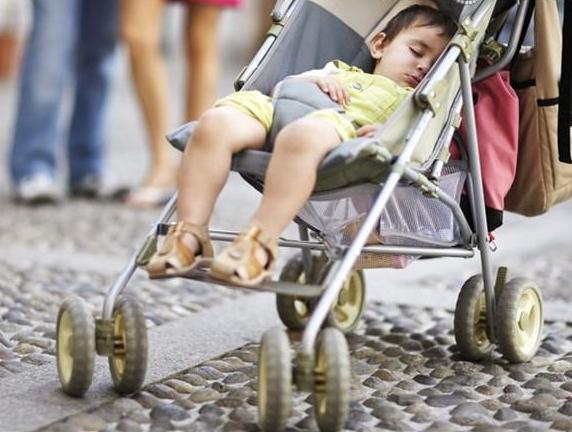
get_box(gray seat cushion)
[166,120,392,192]
[165,81,393,192]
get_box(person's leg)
[210,117,341,284]
[9,0,78,184]
[183,3,222,121]
[252,0,274,53]
[146,105,267,276]
[120,0,176,196]
[67,0,119,187]
[177,106,267,227]
[251,118,341,238]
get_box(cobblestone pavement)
[38,302,572,432]
[0,199,565,431]
[0,200,253,383]
[2,193,572,432]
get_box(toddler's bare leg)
[252,118,341,239]
[177,107,266,229]
[208,118,340,284]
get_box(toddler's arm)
[289,75,350,106]
[273,62,350,106]
[356,124,380,137]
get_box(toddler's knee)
[191,108,233,144]
[275,119,327,154]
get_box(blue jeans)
[9,0,118,185]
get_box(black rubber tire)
[258,327,292,432]
[313,328,350,432]
[276,253,323,331]
[275,294,313,331]
[454,275,494,361]
[496,277,543,363]
[108,295,148,395]
[56,296,95,397]
[277,253,366,334]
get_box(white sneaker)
[14,173,60,204]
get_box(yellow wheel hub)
[111,313,127,377]
[57,310,74,384]
[293,300,310,319]
[332,272,363,328]
[314,348,327,417]
[514,288,542,353]
[291,271,311,321]
[473,292,489,348]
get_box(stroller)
[55,0,547,430]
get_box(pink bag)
[450,70,519,211]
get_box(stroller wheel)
[454,275,494,361]
[276,295,313,331]
[277,253,324,330]
[325,269,366,333]
[56,296,95,397]
[496,278,543,363]
[108,296,148,395]
[313,328,350,432]
[258,327,292,432]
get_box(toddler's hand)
[313,76,350,106]
[356,124,379,137]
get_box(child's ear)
[369,32,387,59]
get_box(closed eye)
[409,47,422,57]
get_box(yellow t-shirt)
[215,60,412,141]
[305,60,412,127]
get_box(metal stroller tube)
[301,111,435,355]
[474,0,531,82]
[101,192,178,320]
[459,60,496,341]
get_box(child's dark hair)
[383,4,457,42]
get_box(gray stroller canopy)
[243,0,501,95]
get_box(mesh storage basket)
[297,163,466,269]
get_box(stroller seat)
[167,119,394,193]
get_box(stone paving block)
[3,194,572,430]
[29,303,572,431]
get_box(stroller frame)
[102,0,503,352]
[56,2,544,426]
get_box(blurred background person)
[0,0,30,81]
[8,0,119,205]
[253,0,273,53]
[121,0,241,208]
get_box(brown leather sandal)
[146,221,213,279]
[209,225,277,287]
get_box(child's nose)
[417,61,429,74]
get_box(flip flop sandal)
[146,221,213,279]
[209,225,277,287]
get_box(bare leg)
[209,118,340,282]
[121,0,176,195]
[184,4,222,121]
[252,0,275,53]
[251,118,341,239]
[176,107,266,250]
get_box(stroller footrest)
[179,261,322,297]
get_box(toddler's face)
[369,23,450,88]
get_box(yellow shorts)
[214,90,357,142]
